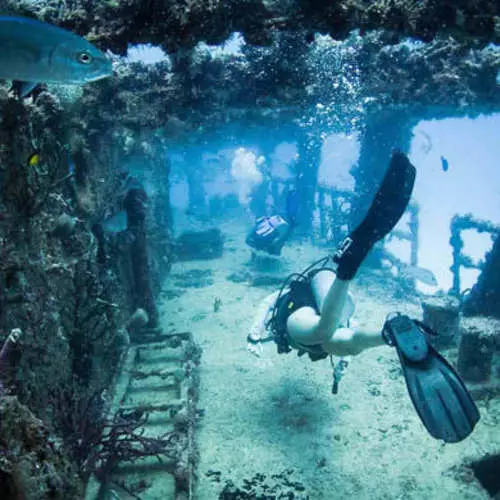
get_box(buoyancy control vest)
[267,257,354,361]
[271,278,318,355]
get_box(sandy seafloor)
[159,217,499,500]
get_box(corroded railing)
[314,186,354,243]
[449,214,500,296]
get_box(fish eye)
[77,51,93,65]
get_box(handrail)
[449,214,500,296]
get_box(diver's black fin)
[356,149,416,242]
[383,314,480,443]
[334,150,416,280]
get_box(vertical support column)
[185,149,206,216]
[270,180,280,213]
[449,216,463,297]
[249,177,269,217]
[350,110,416,231]
[330,189,345,245]
[295,131,322,236]
[124,187,159,327]
[318,188,327,239]
[250,141,275,217]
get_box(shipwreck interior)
[0,1,499,499]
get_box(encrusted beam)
[5,0,500,54]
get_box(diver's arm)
[248,291,279,342]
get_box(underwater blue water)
[2,19,497,499]
[169,113,500,294]
[410,114,500,292]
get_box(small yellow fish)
[27,152,40,167]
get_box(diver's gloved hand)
[247,335,264,358]
[334,150,416,280]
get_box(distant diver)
[247,150,479,443]
[441,155,449,172]
[245,188,300,256]
[0,16,112,98]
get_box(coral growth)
[0,0,499,497]
[0,54,173,498]
[7,0,500,53]
[48,381,180,482]
[0,395,83,499]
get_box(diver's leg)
[267,221,292,255]
[320,151,415,345]
[323,327,385,356]
[287,279,350,346]
[288,309,386,356]
[315,279,350,341]
[286,306,320,346]
[287,279,387,353]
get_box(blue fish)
[440,156,449,172]
[0,16,112,91]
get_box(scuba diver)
[247,150,480,443]
[245,188,300,256]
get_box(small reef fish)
[27,152,41,168]
[0,16,112,89]
[401,265,438,287]
[440,156,449,172]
